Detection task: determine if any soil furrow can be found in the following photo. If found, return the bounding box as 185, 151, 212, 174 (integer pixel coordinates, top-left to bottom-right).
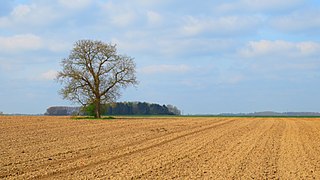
1, 118, 227, 179
36, 119, 235, 179
2, 116, 320, 179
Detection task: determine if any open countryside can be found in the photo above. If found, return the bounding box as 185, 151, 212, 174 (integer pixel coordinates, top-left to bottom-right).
1, 116, 320, 179
1, 1, 320, 179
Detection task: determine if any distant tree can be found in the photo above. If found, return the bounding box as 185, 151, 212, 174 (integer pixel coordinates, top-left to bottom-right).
45, 106, 80, 116
0, 111, 3, 115
137, 102, 150, 115
150, 104, 170, 115
57, 40, 138, 118
83, 104, 95, 117
167, 104, 181, 115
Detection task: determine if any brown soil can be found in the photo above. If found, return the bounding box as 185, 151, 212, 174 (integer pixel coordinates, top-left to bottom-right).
1, 116, 320, 179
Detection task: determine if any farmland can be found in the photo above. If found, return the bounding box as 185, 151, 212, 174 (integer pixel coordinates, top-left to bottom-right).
1, 116, 320, 179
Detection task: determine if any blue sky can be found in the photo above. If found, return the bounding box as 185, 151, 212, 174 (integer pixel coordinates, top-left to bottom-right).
1, 0, 320, 114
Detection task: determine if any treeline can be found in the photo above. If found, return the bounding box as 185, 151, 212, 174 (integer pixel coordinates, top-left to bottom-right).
218, 111, 320, 117
45, 102, 181, 116
45, 106, 81, 116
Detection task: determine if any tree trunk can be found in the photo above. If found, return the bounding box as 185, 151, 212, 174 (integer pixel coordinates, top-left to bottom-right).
94, 99, 101, 118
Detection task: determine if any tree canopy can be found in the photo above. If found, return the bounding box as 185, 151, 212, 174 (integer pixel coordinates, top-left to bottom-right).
44, 102, 182, 116
57, 40, 138, 118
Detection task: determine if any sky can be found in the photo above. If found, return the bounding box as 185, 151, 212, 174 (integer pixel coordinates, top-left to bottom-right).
1, 0, 320, 114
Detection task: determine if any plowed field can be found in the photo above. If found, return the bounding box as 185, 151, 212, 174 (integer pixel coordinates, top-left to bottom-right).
1, 116, 320, 179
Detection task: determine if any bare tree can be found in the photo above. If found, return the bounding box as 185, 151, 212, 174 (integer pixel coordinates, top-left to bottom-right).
57, 40, 138, 118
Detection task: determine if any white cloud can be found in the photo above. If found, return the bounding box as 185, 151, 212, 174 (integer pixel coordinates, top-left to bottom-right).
297, 42, 320, 56
47, 39, 71, 52
11, 4, 31, 18
140, 64, 191, 74
135, 0, 167, 7
111, 37, 151, 54
147, 11, 163, 26
39, 70, 58, 81
0, 34, 43, 52
181, 16, 204, 36
0, 34, 71, 53
158, 38, 236, 56
216, 0, 304, 13
112, 11, 136, 27
28, 70, 58, 81
0, 3, 60, 28
112, 33, 237, 58
239, 40, 320, 58
101, 2, 137, 27
181, 78, 208, 89
181, 15, 261, 36
271, 9, 320, 34
58, 0, 93, 9
218, 74, 245, 85
181, 72, 245, 88
0, 34, 70, 53
242, 0, 303, 11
